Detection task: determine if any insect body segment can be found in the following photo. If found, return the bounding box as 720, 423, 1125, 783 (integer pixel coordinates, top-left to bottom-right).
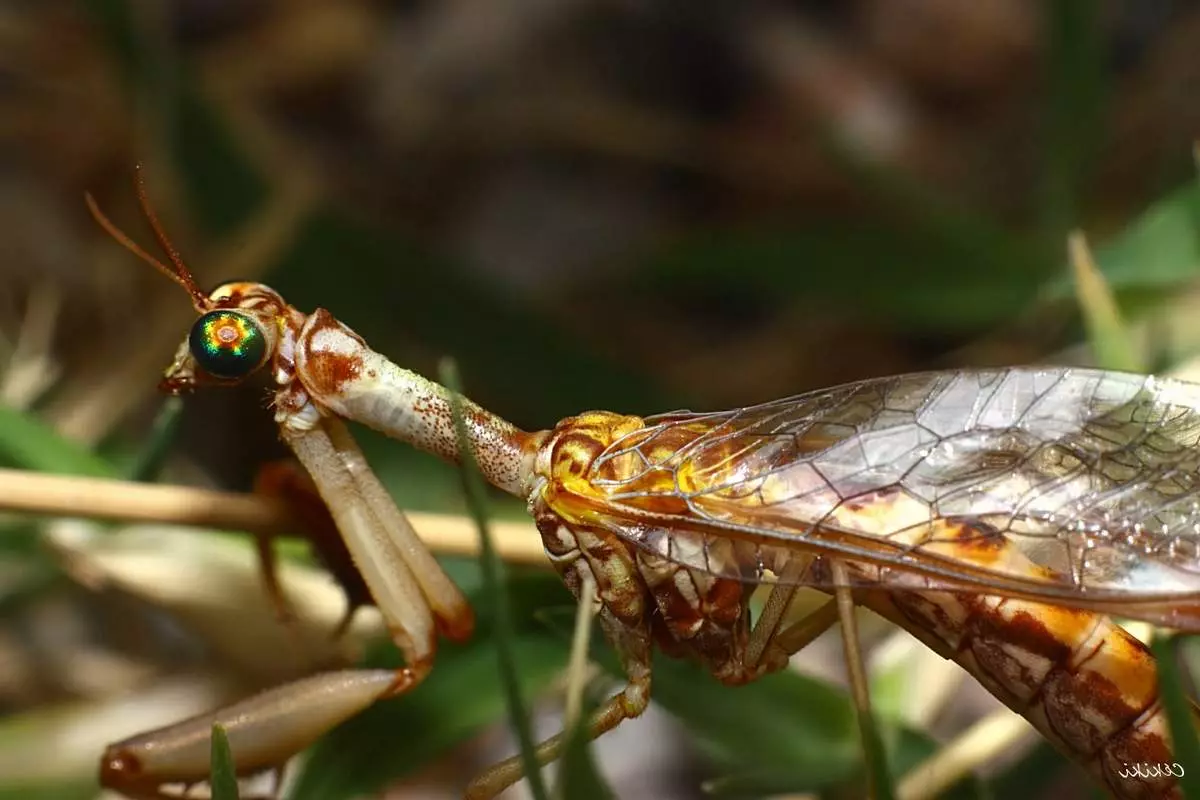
867, 586, 1178, 799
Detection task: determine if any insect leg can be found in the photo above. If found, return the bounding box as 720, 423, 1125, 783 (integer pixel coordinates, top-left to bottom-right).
251, 456, 379, 639
282, 418, 439, 673
102, 420, 450, 797
765, 597, 841, 657
248, 458, 361, 631
460, 525, 652, 800
247, 496, 293, 626
320, 417, 474, 642
100, 670, 402, 799
744, 556, 812, 669
463, 604, 652, 796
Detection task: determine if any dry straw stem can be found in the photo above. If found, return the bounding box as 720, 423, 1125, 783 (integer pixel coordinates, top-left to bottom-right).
895, 708, 1037, 800
0, 467, 547, 566
1068, 229, 1140, 373
562, 572, 599, 734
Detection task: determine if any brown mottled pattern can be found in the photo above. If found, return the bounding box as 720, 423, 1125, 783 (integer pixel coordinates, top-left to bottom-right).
531, 367, 1200, 799
532, 505, 656, 674
866, 588, 1179, 799
297, 309, 364, 395
537, 419, 776, 685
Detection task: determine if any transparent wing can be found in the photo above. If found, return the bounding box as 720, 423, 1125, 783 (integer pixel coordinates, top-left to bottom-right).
583, 367, 1200, 628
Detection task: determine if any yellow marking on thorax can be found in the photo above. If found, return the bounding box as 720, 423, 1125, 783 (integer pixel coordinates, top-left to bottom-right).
539, 411, 758, 523
537, 411, 645, 518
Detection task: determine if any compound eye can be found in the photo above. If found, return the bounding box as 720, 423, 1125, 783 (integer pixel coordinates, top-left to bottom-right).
188, 310, 268, 379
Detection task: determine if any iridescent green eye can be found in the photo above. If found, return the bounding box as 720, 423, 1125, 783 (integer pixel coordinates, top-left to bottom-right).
188, 310, 268, 379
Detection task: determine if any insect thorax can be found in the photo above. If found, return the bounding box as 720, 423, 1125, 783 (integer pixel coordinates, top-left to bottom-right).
535, 410, 652, 498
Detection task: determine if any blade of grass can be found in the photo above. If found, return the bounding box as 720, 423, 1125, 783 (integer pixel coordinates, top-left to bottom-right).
1068, 231, 1142, 372
832, 565, 896, 800
83, 0, 266, 234
561, 573, 598, 739
554, 692, 613, 800
553, 572, 614, 800
1150, 634, 1200, 799
439, 357, 550, 800
124, 396, 185, 482
209, 723, 240, 800
1038, 0, 1105, 240
1041, 177, 1200, 301
0, 405, 112, 477
0, 786, 96, 800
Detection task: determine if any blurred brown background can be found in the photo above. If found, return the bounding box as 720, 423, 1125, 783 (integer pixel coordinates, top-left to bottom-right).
7, 0, 1199, 461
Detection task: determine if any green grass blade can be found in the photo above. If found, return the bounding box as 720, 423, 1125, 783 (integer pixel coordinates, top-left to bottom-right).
839, 623, 896, 799
439, 357, 550, 800
83, 0, 266, 234
1042, 179, 1200, 301
1150, 634, 1200, 799
551, 573, 614, 800
0, 786, 96, 800
553, 692, 613, 800
209, 723, 240, 800
0, 404, 112, 477
1038, 0, 1105, 239
1068, 231, 1142, 372
125, 396, 185, 482
858, 712, 898, 800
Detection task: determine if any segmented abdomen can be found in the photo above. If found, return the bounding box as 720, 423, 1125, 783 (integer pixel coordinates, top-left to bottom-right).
860, 586, 1180, 799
